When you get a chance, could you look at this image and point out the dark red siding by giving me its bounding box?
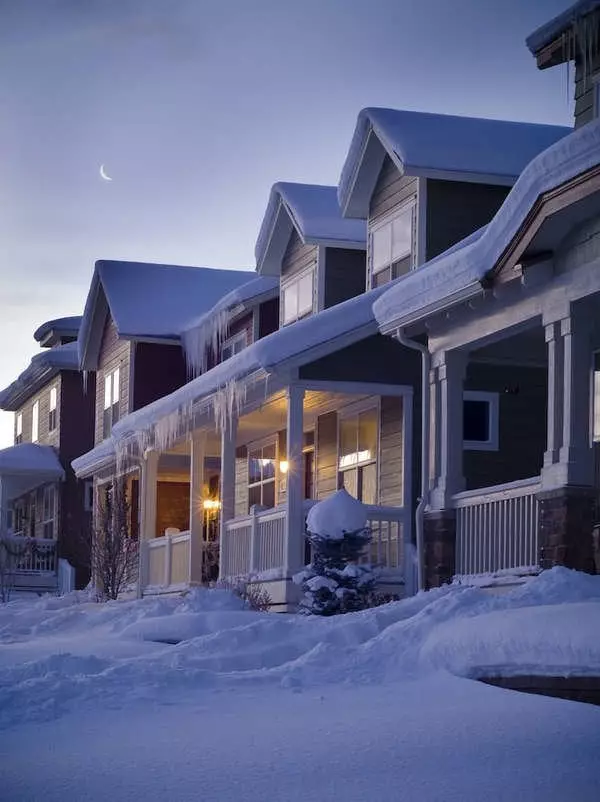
[132,342,188,411]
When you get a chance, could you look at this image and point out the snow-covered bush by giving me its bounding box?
[213,575,272,612]
[294,490,377,616]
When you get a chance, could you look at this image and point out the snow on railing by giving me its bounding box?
[454,476,541,577]
[10,537,57,574]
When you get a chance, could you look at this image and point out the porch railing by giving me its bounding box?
[9,537,58,574]
[454,476,541,577]
[144,531,191,589]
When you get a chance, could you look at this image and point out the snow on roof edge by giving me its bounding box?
[526,0,600,55]
[0,343,81,411]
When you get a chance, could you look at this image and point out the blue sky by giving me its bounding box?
[0,0,574,446]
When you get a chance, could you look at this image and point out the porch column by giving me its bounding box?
[0,478,7,538]
[137,449,158,597]
[543,320,564,474]
[188,432,205,585]
[429,350,467,510]
[218,414,237,580]
[284,384,305,576]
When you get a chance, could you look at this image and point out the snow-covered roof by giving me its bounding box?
[0,342,80,412]
[182,276,279,376]
[526,0,600,55]
[78,260,254,369]
[33,316,82,347]
[338,107,571,218]
[0,443,64,502]
[71,438,115,479]
[373,118,600,332]
[255,182,366,275]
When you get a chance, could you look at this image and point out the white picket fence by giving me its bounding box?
[454,476,541,577]
[144,531,191,589]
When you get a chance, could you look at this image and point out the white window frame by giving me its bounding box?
[281,266,315,326]
[247,435,279,511]
[221,330,248,363]
[49,386,58,432]
[31,400,39,443]
[42,484,56,539]
[337,399,380,504]
[15,412,23,444]
[463,391,499,451]
[103,366,120,436]
[368,199,417,289]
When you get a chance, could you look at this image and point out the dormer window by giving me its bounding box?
[15,412,23,445]
[48,386,57,432]
[103,367,120,437]
[221,331,247,363]
[32,400,39,443]
[281,268,314,326]
[370,201,415,288]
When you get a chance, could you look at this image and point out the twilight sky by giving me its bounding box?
[0,0,574,447]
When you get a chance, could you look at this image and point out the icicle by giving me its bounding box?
[212,379,248,435]
[182,308,230,377]
[82,369,88,395]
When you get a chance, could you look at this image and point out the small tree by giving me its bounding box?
[294,489,377,616]
[90,480,138,601]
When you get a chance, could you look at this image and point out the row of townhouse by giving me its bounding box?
[2,0,599,604]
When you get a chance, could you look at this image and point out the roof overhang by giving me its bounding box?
[0,444,65,502]
[526,1,600,69]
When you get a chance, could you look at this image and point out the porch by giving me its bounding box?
[136,380,415,606]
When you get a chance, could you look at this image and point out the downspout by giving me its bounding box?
[395,328,430,593]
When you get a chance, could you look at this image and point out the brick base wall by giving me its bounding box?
[538,486,596,573]
[423,509,456,589]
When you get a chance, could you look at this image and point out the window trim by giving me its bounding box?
[337,399,380,505]
[15,412,23,445]
[48,386,58,432]
[368,199,417,289]
[463,390,499,451]
[42,484,56,539]
[220,330,248,363]
[31,400,39,443]
[247,435,279,511]
[103,366,121,437]
[280,265,315,326]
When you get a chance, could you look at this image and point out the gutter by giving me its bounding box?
[395,328,430,593]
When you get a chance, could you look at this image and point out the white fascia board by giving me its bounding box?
[303,236,366,250]
[407,165,517,187]
[378,282,484,335]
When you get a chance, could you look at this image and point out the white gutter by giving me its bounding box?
[395,328,430,593]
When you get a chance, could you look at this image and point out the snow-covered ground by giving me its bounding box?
[1,567,599,801]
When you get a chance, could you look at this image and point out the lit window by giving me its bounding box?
[31,400,39,443]
[15,412,23,445]
[48,386,57,432]
[42,484,56,539]
[221,331,247,363]
[282,270,314,325]
[248,442,277,511]
[103,367,120,437]
[338,407,378,505]
[370,202,415,288]
[463,391,499,451]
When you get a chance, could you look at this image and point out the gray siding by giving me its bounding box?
[379,396,404,507]
[574,53,600,128]
[323,247,366,309]
[426,179,510,261]
[15,375,62,448]
[95,315,131,445]
[235,446,248,517]
[316,412,338,500]
[463,363,547,491]
[369,155,418,223]
[281,228,317,278]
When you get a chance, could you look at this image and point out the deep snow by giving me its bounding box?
[1,568,599,801]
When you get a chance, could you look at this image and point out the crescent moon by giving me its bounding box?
[99,164,113,182]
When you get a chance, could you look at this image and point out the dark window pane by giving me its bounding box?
[248,452,262,484]
[391,255,412,279]
[249,486,262,509]
[372,267,392,288]
[262,481,275,509]
[464,400,489,442]
[361,463,377,506]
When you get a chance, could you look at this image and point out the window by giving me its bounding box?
[370,202,415,288]
[48,386,57,431]
[103,367,120,437]
[31,400,39,443]
[15,412,23,445]
[221,331,247,363]
[282,269,314,325]
[42,484,56,539]
[248,441,277,510]
[338,406,378,505]
[84,480,94,513]
[463,391,499,451]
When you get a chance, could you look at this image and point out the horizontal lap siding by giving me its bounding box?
[316,412,338,500]
[235,447,249,517]
[95,316,131,445]
[575,54,600,128]
[281,228,317,278]
[323,248,367,308]
[15,376,62,448]
[379,396,404,507]
[132,342,187,411]
[369,156,418,223]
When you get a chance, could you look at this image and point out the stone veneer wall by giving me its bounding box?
[423,509,456,589]
[538,486,596,573]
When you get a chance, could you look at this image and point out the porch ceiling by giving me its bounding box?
[471,326,547,368]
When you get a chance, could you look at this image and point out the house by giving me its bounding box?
[0,316,95,591]
[80,111,570,608]
[373,0,600,588]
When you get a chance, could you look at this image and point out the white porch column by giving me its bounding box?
[543,320,564,473]
[430,350,467,510]
[0,478,7,539]
[218,415,237,580]
[188,432,205,585]
[137,449,158,597]
[284,384,305,576]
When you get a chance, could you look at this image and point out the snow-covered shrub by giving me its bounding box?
[294,490,377,616]
[213,575,272,612]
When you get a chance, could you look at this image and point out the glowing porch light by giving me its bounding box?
[202,499,222,512]
[279,460,289,474]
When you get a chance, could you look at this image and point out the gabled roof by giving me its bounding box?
[255,182,366,275]
[338,108,571,218]
[0,444,64,502]
[34,316,82,348]
[0,342,80,412]
[373,118,600,332]
[78,260,254,370]
[526,1,600,60]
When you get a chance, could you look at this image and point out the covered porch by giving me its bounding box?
[137,378,414,607]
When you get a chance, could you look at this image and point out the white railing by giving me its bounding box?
[364,505,407,571]
[222,508,286,578]
[144,531,191,590]
[9,537,58,574]
[454,477,541,577]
